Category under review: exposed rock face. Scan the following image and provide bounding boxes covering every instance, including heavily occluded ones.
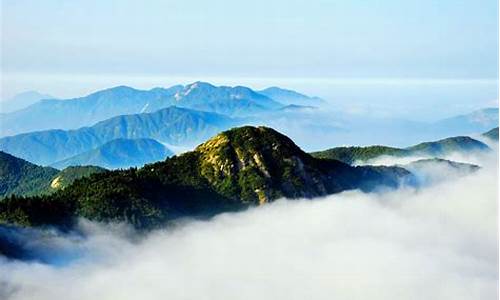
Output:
[194,127,325,202]
[0,126,413,229]
[193,126,410,203]
[50,176,62,189]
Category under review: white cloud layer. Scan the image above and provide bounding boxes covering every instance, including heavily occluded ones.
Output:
[0,154,498,300]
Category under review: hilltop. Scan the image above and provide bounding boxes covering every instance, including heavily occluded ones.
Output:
[311,136,489,164]
[482,127,499,141]
[0,126,413,229]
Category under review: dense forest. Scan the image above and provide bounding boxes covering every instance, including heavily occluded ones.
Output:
[311,136,490,164]
[0,126,413,229]
[0,151,106,199]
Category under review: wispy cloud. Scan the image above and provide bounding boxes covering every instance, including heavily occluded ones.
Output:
[0,152,497,300]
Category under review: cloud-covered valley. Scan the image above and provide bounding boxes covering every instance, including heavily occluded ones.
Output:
[0,151,497,300]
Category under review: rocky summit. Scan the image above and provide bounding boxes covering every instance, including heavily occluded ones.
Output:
[0,126,413,229]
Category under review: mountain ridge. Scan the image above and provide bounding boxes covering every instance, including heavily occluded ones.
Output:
[311,136,490,164]
[259,87,324,106]
[0,82,318,137]
[0,106,236,165]
[51,138,174,170]
[0,91,55,113]
[0,126,414,229]
[431,108,499,136]
[482,127,499,141]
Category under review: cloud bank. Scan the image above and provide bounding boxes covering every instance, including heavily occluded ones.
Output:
[0,155,497,300]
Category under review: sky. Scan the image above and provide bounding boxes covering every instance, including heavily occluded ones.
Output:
[1,0,498,99]
[0,3,498,297]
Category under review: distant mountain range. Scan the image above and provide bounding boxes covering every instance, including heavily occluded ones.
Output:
[0,126,414,229]
[401,158,480,186]
[311,135,490,164]
[0,125,487,232]
[258,87,324,107]
[0,91,55,113]
[170,82,282,116]
[51,138,173,170]
[0,85,181,136]
[406,136,489,155]
[0,106,236,166]
[241,103,498,151]
[0,151,105,198]
[0,82,495,172]
[0,82,322,137]
[431,108,498,136]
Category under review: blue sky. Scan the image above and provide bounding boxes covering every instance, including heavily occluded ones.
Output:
[1,0,498,98]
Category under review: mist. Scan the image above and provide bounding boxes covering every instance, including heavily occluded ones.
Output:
[0,151,497,300]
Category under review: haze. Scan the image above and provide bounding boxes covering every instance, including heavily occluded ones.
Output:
[1,149,497,300]
[2,0,498,100]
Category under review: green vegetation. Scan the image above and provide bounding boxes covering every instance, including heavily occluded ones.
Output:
[49,166,107,190]
[311,146,408,164]
[311,136,489,164]
[407,136,489,155]
[0,151,59,198]
[482,127,499,141]
[0,126,412,229]
[404,158,480,172]
[0,151,106,199]
[0,106,235,166]
[51,138,173,169]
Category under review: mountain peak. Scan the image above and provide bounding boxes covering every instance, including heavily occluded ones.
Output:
[0,127,413,228]
[51,138,173,170]
[92,85,139,95]
[407,136,489,155]
[186,81,216,90]
[174,81,216,100]
[193,126,332,203]
[196,126,305,161]
[1,91,55,113]
[80,85,144,101]
[258,86,323,106]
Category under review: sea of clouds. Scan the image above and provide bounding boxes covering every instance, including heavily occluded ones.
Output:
[0,149,497,300]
